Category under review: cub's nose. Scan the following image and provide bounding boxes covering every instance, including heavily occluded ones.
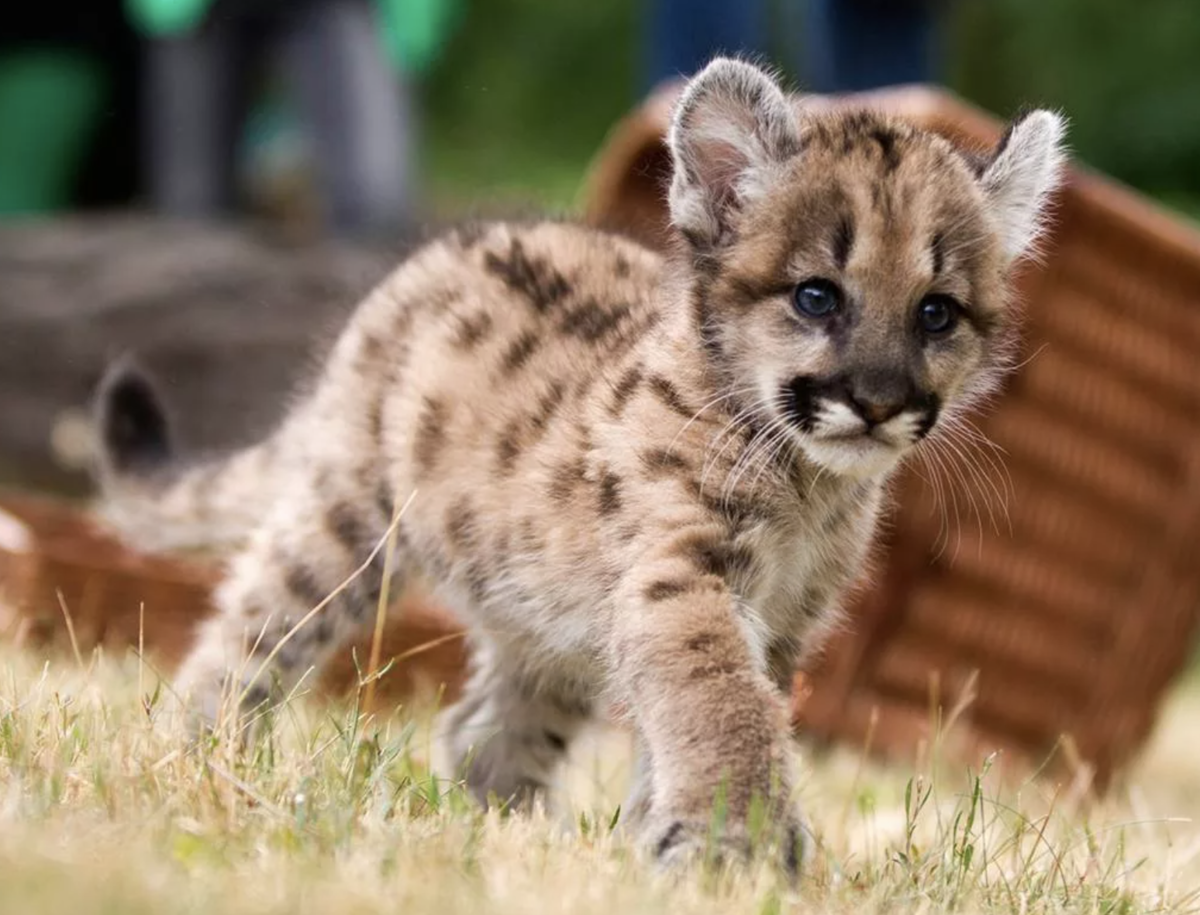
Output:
[849,395,906,426]
[847,370,913,426]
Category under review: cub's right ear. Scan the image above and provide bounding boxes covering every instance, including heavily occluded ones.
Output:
[978,109,1068,263]
[667,57,801,251]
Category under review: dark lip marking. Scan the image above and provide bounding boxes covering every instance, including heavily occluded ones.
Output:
[915,394,942,439]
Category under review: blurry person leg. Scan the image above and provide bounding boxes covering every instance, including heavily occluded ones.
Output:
[802,0,938,93]
[280,0,415,237]
[645,0,767,90]
[142,10,255,217]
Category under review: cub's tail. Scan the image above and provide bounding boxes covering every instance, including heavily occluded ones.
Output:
[92,360,279,554]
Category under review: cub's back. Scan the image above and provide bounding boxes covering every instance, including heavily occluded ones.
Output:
[337,221,665,518]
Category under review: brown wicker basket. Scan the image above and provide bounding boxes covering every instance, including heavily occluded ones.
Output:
[0,491,467,704]
[583,82,1200,788]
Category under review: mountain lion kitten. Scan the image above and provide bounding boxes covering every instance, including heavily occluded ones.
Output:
[93,58,1066,869]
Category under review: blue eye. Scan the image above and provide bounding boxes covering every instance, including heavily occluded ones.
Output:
[793,279,842,318]
[917,295,960,335]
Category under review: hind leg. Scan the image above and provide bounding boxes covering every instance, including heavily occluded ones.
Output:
[175,472,401,729]
[441,641,593,809]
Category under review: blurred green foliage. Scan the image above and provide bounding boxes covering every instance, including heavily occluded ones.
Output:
[418,0,1200,220]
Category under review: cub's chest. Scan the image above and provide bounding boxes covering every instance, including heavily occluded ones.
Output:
[740,482,882,637]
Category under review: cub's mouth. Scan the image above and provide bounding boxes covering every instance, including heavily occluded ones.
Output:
[780,376,938,477]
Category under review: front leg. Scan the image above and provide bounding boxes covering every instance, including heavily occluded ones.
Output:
[610,538,807,872]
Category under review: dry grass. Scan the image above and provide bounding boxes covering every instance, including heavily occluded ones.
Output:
[1,644,1198,915]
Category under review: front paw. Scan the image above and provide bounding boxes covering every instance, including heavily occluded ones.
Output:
[642,810,812,876]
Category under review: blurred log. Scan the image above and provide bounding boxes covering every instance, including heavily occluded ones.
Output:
[0,215,403,492]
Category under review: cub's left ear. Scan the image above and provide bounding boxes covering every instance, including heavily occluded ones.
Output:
[979,109,1068,262]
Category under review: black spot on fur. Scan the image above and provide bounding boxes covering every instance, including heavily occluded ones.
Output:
[241,683,271,709]
[444,497,476,549]
[648,375,697,421]
[326,502,371,555]
[931,232,946,276]
[655,822,686,859]
[833,216,855,271]
[530,381,567,432]
[495,423,523,474]
[871,127,902,172]
[484,238,572,312]
[560,299,632,342]
[311,615,335,645]
[615,255,631,278]
[452,310,494,349]
[413,397,448,475]
[283,563,327,609]
[608,364,644,417]
[640,448,691,475]
[675,531,754,581]
[96,362,172,474]
[548,456,587,503]
[688,660,738,680]
[686,633,717,652]
[365,392,384,446]
[597,468,622,515]
[644,579,692,602]
[375,482,396,520]
[689,479,768,527]
[543,731,567,752]
[501,329,542,374]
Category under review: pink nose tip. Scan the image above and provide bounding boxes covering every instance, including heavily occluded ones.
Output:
[855,399,905,425]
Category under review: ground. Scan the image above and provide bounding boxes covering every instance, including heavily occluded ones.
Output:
[1,642,1198,915]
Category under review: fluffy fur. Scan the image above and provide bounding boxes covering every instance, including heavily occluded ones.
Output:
[92,59,1066,871]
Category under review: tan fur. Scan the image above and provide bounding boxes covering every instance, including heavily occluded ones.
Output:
[93,60,1066,870]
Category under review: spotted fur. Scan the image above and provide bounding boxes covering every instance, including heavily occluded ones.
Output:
[92,59,1066,871]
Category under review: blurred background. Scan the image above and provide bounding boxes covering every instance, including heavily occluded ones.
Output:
[2,0,1198,226]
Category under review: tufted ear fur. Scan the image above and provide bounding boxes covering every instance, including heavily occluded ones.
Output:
[979,109,1068,262]
[667,58,802,250]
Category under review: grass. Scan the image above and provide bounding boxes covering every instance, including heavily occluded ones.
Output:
[1,644,1199,915]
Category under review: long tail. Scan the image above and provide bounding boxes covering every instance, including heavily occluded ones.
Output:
[91,360,282,554]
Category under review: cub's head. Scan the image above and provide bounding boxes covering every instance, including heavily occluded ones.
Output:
[669,58,1066,478]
